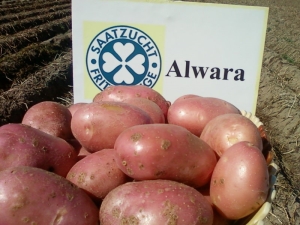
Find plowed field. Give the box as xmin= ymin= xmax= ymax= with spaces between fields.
xmin=0 ymin=0 xmax=299 ymax=224
xmin=0 ymin=0 xmax=72 ymax=124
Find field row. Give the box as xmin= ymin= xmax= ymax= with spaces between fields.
xmin=0 ymin=3 xmax=70 ymax=24
xmin=0 ymin=49 xmax=73 ymax=125
xmin=0 ymin=9 xmax=71 ymax=35
xmin=0 ymin=0 xmax=47 ymax=6
xmin=0 ymin=0 xmax=70 ymax=16
xmin=0 ymin=0 xmax=73 ymax=124
xmin=258 ymin=47 xmax=300 ymax=194
xmin=0 ymin=16 xmax=71 ymax=58
xmin=0 ymin=8 xmax=71 ymax=35
xmin=0 ymin=0 xmax=36 ymax=7
xmin=0 ymin=30 xmax=72 ymax=92
xmin=265 ymin=6 xmax=300 ymax=67
xmin=263 ymin=48 xmax=300 ymax=96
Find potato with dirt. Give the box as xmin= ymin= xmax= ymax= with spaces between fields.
xmin=114 ymin=123 xmax=217 ymax=188
xmin=100 ymin=179 xmax=213 ymax=225
xmin=0 ymin=123 xmax=78 ymax=177
xmin=67 ymin=148 xmax=130 ymax=203
xmin=210 ymin=141 xmax=269 ymax=220
xmin=0 ymin=166 xmax=99 ymax=225
xmin=93 ymin=85 xmax=170 ymax=120
xmin=167 ymin=96 xmax=241 ymax=136
xmin=22 ymin=101 xmax=73 ymax=140
xmin=71 ymin=101 xmax=153 ymax=153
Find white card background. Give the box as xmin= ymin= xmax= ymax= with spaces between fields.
xmin=72 ymin=0 xmax=268 ymax=113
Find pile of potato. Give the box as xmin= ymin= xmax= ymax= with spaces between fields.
xmin=0 ymin=85 xmax=272 ymax=225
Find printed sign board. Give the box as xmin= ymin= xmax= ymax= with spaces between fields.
xmin=72 ymin=0 xmax=269 ymax=113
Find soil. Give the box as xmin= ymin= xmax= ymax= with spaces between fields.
xmin=0 ymin=0 xmax=299 ymax=224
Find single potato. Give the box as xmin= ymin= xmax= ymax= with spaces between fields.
xmin=0 ymin=123 xmax=78 ymax=177
xmin=200 ymin=113 xmax=263 ymax=157
xmin=22 ymin=101 xmax=73 ymax=140
xmin=100 ymin=179 xmax=213 ymax=225
xmin=114 ymin=123 xmax=217 ymax=188
xmin=67 ymin=148 xmax=130 ymax=203
xmin=167 ymin=96 xmax=240 ymax=136
xmin=0 ymin=166 xmax=99 ymax=225
xmin=210 ymin=141 xmax=269 ymax=220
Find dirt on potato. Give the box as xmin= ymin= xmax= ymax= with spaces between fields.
xmin=0 ymin=0 xmax=299 ymax=224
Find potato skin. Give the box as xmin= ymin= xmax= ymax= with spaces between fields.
xmin=22 ymin=101 xmax=73 ymax=140
xmin=0 ymin=123 xmax=78 ymax=177
xmin=71 ymin=101 xmax=153 ymax=153
xmin=167 ymin=96 xmax=240 ymax=136
xmin=210 ymin=141 xmax=269 ymax=220
xmin=0 ymin=166 xmax=99 ymax=225
xmin=198 ymin=185 xmax=232 ymax=225
xmin=122 ymin=97 xmax=165 ymax=123
xmin=100 ymin=179 xmax=213 ymax=225
xmin=93 ymin=85 xmax=170 ymax=120
xmin=67 ymin=149 xmax=130 ymax=202
xmin=200 ymin=113 xmax=263 ymax=156
xmin=114 ymin=124 xmax=217 ymax=188
xmin=172 ymin=94 xmax=202 ymax=102
xmin=68 ymin=102 xmax=88 ymax=117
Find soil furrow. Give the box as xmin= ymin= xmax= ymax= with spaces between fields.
xmin=0 ymin=3 xmax=71 ymax=25
xmin=266 ymin=6 xmax=300 ymax=54
xmin=0 ymin=50 xmax=72 ymax=125
xmin=0 ymin=9 xmax=71 ymax=35
xmin=0 ymin=0 xmax=53 ymax=8
xmin=266 ymin=42 xmax=300 ymax=68
xmin=262 ymin=48 xmax=300 ymax=95
xmin=0 ymin=31 xmax=72 ymax=92
xmin=0 ymin=0 xmax=70 ymax=16
xmin=0 ymin=16 xmax=71 ymax=58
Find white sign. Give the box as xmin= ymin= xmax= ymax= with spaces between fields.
xmin=72 ymin=0 xmax=269 ymax=113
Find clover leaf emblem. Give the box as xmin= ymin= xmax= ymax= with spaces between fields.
xmin=102 ymin=42 xmax=146 ymax=84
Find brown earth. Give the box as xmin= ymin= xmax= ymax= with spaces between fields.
xmin=0 ymin=0 xmax=299 ymax=224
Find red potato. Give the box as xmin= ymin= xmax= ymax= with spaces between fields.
xmin=71 ymin=101 xmax=153 ymax=153
xmin=114 ymin=123 xmax=217 ymax=188
xmin=100 ymin=179 xmax=213 ymax=225
xmin=200 ymin=113 xmax=263 ymax=157
xmin=68 ymin=102 xmax=88 ymax=117
xmin=167 ymin=96 xmax=241 ymax=136
xmin=93 ymin=85 xmax=170 ymax=120
xmin=122 ymin=97 xmax=165 ymax=123
xmin=172 ymin=94 xmax=202 ymax=102
xmin=198 ymin=185 xmax=232 ymax=225
xmin=0 ymin=166 xmax=99 ymax=225
xmin=22 ymin=101 xmax=73 ymax=140
xmin=67 ymin=149 xmax=130 ymax=202
xmin=0 ymin=123 xmax=78 ymax=177
xmin=210 ymin=141 xmax=269 ymax=220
